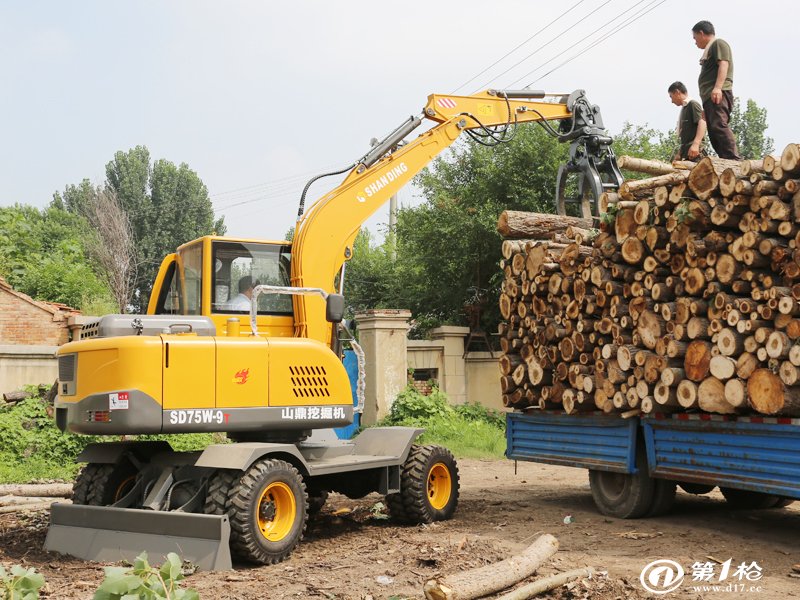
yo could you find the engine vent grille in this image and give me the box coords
[58,354,76,382]
[80,319,100,339]
[289,365,330,398]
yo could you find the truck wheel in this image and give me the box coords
[647,480,677,517]
[679,483,715,495]
[720,487,781,509]
[387,444,459,524]
[773,498,795,508]
[229,459,308,565]
[589,447,655,519]
[74,461,137,506]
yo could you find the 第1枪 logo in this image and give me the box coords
[640,559,685,594]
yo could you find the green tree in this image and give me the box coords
[0,204,113,310]
[344,228,395,316]
[730,98,774,160]
[57,146,226,311]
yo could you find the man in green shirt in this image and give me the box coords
[668,81,706,161]
[692,20,741,159]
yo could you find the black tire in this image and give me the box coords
[679,483,716,495]
[589,447,655,519]
[228,459,308,565]
[646,479,677,517]
[204,469,238,515]
[74,461,138,506]
[72,464,103,505]
[720,487,780,509]
[387,444,459,524]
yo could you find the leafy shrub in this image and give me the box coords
[94,552,198,600]
[0,565,45,600]
[453,402,505,429]
[384,385,453,425]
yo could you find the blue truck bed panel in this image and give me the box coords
[506,411,638,473]
[642,415,800,499]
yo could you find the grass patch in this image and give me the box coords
[380,385,506,459]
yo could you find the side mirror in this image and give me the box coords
[326,294,345,323]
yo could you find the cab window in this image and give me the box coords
[212,241,293,316]
[153,260,182,315]
[180,243,203,315]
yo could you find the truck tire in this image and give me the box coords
[646,479,677,517]
[308,491,329,514]
[773,498,796,508]
[720,487,780,509]
[228,459,308,565]
[679,483,715,495]
[387,444,459,524]
[589,448,655,519]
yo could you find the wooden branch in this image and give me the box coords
[494,567,596,600]
[618,155,677,175]
[423,534,559,600]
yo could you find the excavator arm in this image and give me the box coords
[291,89,621,344]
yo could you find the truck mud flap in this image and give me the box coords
[44,503,232,571]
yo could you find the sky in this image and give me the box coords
[3,0,799,242]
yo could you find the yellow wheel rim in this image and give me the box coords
[427,462,452,510]
[257,482,296,541]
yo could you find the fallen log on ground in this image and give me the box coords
[495,567,596,600]
[423,534,559,600]
[0,483,73,498]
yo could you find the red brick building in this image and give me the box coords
[0,277,80,345]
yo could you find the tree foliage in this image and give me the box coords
[730,97,774,160]
[55,146,226,311]
[0,204,113,310]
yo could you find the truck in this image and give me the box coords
[45,87,623,570]
[506,394,800,518]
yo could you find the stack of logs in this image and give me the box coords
[497,145,800,416]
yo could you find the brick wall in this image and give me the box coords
[0,279,75,346]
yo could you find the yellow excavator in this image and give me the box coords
[45,88,622,570]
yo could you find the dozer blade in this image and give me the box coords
[45,503,232,571]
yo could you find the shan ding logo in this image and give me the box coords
[234,368,250,385]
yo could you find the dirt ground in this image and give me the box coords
[1,458,799,599]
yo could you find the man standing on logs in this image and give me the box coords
[668,81,706,161]
[692,20,741,160]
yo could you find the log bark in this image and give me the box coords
[0,483,73,498]
[423,534,559,600]
[497,211,593,240]
[618,155,677,175]
[494,568,595,600]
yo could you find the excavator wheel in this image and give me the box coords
[204,469,238,515]
[308,490,329,514]
[73,461,138,506]
[228,459,308,565]
[387,444,459,524]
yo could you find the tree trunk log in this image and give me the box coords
[747,368,800,416]
[698,377,738,414]
[618,155,678,175]
[497,211,593,240]
[685,341,712,381]
[422,534,559,600]
[0,484,73,498]
[688,157,743,201]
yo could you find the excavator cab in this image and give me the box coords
[148,236,296,338]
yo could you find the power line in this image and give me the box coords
[505,0,653,88]
[449,0,587,95]
[472,0,613,93]
[525,0,668,86]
